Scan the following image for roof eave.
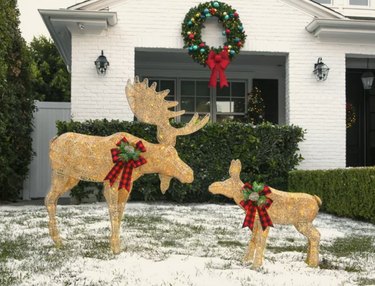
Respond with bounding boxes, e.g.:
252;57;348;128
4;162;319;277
39;9;118;70
281;0;346;19
306;18;375;42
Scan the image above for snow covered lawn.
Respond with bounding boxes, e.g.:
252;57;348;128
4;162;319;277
0;202;374;286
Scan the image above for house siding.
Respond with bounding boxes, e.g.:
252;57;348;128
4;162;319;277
70;0;375;169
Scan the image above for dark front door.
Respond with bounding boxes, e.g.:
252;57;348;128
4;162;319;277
346;69;375;166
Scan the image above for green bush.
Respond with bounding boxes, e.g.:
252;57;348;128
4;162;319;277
288;168;375;223
0;1;34;201
57;120;304;203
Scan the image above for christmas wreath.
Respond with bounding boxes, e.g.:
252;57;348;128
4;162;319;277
181;1;246;87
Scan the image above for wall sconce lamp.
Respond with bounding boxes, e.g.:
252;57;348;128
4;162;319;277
313;57;329;81
94;50;109;75
361;58;374;90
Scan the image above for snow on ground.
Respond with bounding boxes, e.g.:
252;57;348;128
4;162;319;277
0;202;374;286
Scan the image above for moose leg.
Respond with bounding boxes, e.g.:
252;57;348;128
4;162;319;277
252;225;270;269
243;227;258;263
295;222;320;267
103;183;127;254
45;172;79;247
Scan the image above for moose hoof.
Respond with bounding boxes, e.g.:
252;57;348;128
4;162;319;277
307;260;319;268
110;241;121;254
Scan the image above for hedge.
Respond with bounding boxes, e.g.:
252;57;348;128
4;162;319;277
57;120;304;203
0;0;34;201
288;168;375;223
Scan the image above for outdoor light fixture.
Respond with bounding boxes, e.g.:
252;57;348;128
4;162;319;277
361;58;374;90
94;50;109;75
313;57;329;81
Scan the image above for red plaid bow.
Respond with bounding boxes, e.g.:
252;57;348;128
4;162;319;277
240;185;273;231
104;137;147;192
206;50;230;88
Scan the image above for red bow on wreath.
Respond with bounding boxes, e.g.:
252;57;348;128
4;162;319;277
240;182;273;231
104;137;147;192
206;50;230;88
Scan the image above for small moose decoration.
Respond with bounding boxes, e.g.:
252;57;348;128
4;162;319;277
209;160;322;269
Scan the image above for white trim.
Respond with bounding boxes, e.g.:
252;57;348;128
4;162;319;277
281;0;346;19
306;18;375;40
39;9;117;69
68;0;125;11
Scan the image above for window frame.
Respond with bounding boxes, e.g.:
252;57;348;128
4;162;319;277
313;0;333;5
348;0;369;6
143;76;248;122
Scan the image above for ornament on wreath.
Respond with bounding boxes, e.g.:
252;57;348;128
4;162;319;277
45;77;209;254
209;160;322;269
181;1;247;88
346;102;356;129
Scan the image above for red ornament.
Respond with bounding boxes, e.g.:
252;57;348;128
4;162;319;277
210;8;216;15
234;12;239;18
225;29;230;34
237;41;242;47
188;34;195;39
223;45;228;50
199;42;205;47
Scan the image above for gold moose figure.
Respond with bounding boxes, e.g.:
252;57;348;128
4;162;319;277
209;160;321;269
45;77;209;254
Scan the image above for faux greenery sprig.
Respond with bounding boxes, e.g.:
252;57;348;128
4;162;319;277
242;181;269;206
118;141;141;162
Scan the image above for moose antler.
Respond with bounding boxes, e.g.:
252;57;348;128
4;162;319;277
126;76;209;192
126;77;210;146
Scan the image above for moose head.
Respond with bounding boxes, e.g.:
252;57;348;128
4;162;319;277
45;77;209;254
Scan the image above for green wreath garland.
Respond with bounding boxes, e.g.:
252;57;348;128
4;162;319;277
181;1;247;66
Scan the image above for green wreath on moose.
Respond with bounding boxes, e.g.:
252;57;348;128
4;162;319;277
181;1;247;87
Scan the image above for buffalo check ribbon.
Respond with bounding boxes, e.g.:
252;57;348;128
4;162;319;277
240;184;273;231
104;137;147;192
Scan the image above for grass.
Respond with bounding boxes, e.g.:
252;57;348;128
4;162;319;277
0;203;374;285
322;235;375;257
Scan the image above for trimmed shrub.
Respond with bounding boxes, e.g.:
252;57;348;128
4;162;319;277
57;120;304;203
288;168;375;223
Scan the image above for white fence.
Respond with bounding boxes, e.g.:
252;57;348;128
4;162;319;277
23;101;71;199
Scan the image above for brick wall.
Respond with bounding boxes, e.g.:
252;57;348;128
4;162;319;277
70;0;375;169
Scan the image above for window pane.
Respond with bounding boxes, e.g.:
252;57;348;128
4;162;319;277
313;0;331;4
181;96;195;112
216;97;231;113
149;79;160;91
217;84;230;97
181;81;195;95
196;81;210;97
349;0;368;5
232;82;246;98
233;98;245;113
180;114;194;123
165;96;175;102
196;97;210;112
160;80;175;95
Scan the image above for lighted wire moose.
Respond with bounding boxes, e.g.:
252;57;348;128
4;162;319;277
45;77;209;254
209;160;321;269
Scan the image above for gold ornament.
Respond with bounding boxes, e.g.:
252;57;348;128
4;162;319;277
45;77;209;254
209;160;321;269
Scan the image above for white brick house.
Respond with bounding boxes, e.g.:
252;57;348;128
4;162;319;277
40;0;375;170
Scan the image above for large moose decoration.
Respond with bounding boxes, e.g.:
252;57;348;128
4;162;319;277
45;77;209;254
209;160;321;269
